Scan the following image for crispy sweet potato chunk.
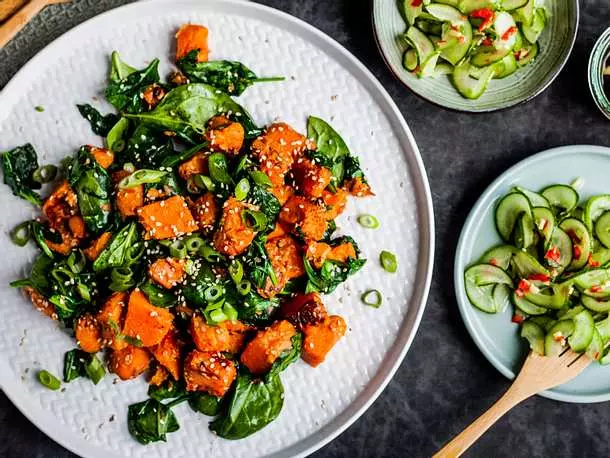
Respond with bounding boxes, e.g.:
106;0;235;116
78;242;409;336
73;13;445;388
213;197;256;256
259;235;304;298
178;153;208;181
292;158;332;198
240;320;297;375
123;289;174;347
190;192;218;232
302;315;347;367
251;123;310;186
97;292;128;351
67;216;86;239
109;345;151;381
345;177;374;197
270;184;293;206
138;195;198;240
184;350;236;396
45;226;80;255
88;146;114;169
322;189;348;219
75;313;102;353
279;196;328;241
42;181;78;228
148;258;186;289
24;286;56;320
84;232;113;261
113;170;144;219
204;116;244;155
150;365;169;386
150;330;182;380
190;314;251;354
267;222;289;240
281;292;327;330
176;24;209;62
306;241;357;269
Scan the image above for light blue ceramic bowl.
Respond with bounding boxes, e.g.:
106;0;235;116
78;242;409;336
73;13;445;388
455;145;610;403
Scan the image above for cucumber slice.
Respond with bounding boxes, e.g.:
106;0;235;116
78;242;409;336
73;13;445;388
403;49;418;71
590;248;610;267
595;212;610;248
570;268;610;290
438;19;473;65
493;12;519;49
425;4;467;23
513;292;548;315
515;186;550;208
495;192;532;242
513;212;535;250
584;195;610;233
532;206;555;241
405;26;435;65
559;218;592;271
568;309;595;352
479;244;518;271
451;61;494;99
530;316;556;331
493;283;512;313
502;0;528;10
465;283;497;313
511;251;550;278
515;42;538;67
465;263;513;286
458;0;497;14
581;295;610;313
583;284;610;300
524;282;571;309
557;305;584;321
596;315;610;342
435;0;460;6
544;228;573;275
402;0;423;25
521;321;545;355
586;328;604;361
521;8;546;44
471;45;511;67
493;54;518;79
544;320;574;356
434;62;454;76
418;53;441;78
513;0;534;25
541;184;579;217
600;350;610;365
513;30;524;51
415;19;443;36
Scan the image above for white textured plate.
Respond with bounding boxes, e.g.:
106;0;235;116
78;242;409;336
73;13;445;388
0;1;434;457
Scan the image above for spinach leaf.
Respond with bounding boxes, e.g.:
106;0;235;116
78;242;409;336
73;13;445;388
92;222;140;272
124;83;260;141
140;280;177;308
105;55;160;114
29;221;58;259
160;142;206;168
210;373;284;440
106;117;130;152
266;333;302;382
76;104;119;136
242;236;277;290
63;349;88;382
123;124;176;168
109;51;137;82
178;51;284;96
249;185;280;232
148;379;187;401
69;146;111;233
182;262;218;308
14;253;54;294
1;144;42;205
188;393;222;416
238;291;280;325
127;399;180;445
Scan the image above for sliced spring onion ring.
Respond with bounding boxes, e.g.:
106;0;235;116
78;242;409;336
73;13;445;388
199;243;223;263
223;303;239;321
185;235;204;253
109;267;135;291
32;165;58;184
84;355;106;385
169;240;187;259
186;176;203;194
204;285;225;303
235;178;251;201
237;279;251;296
361;289;382;308
10;221;30;247
37;370;61;390
123;162;135;173
249;170;273;188
195;174;216;192
229;260;244;284
380;250;398;273
241;209;268;232
357;214;380;229
118;169;167;189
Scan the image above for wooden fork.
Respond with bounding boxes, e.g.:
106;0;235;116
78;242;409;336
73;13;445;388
0;0;71;49
434;349;591;458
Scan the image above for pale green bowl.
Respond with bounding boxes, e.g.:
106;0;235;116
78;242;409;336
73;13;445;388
372;2;579;113
588;27;610;120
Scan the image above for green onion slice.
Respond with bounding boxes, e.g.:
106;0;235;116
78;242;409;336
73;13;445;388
10;221;31;247
237;279;251;296
32;165;58;184
123;162;135;173
249;170;273;188
361;290;382;308
235;178;250;201
84;355;106;385
77;283;92;302
223;303;238;321
118;169;167;189
185;235;205;253
380;250;398;273
208;152;233;185
229;260;244;284
357;214;380;229
67;250;86;274
241;209;268;232
204;285;225;303
195;175;215;192
199;243;223;263
169;240;187;259
186;176;203;194
37;370;61;390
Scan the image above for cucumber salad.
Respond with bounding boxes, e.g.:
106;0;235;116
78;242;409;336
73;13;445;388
398;0;548;99
464;182;610;363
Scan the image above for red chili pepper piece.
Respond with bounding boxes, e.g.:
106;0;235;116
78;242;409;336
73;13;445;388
501;26;518;41
591;285;604;293
528;273;550;282
573;245;582;260
545;247;561;264
512;314;525;324
470;8;495;32
411;0;423;6
589;253;601;268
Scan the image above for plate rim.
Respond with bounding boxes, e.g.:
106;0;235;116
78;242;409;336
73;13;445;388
0;0;436;456
370;0;580;114
454;144;610;404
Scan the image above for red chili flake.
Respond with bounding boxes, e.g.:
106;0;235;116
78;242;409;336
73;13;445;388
482;37;494;47
553;333;565;342
411;0;423;6
489;258;498;267
470;8;495;32
517;279;531;293
573;245;582;259
501;26;518;41
590;285;604;293
528;273;550;282
512;314;525;324
544;247;561;264
588;253;601;268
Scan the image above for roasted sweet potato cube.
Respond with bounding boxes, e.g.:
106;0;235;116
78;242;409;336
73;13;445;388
75;313;103;353
240;320;297;375
148;257;186;289
213;197;257;256
281;292;327;330
150;365;169;386
122;289;174;347
322;189;348;219
138;195;198;240
190;193;218;232
279;196;328;241
302;315;347;367
150;330;182;380
267;222;289;240
259;235;304;298
97;292;128;350
292;158;332;198
88;146;114;169
116;182;144;219
178;152;208;181
184;350;237;396
190;314;251;354
68;215;86;239
270;184;293;206
176;24;209;62
344;177;374;197
45;226;80;255
84;232;113;261
204;116;245;155
109;345;151;380
42;181;78;228
23;286;56;320
306;241;356;269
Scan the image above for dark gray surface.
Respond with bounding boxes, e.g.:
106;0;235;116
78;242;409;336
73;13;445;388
1;0;610;457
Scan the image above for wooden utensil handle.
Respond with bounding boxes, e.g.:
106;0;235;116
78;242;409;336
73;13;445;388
0;0;47;49
0;0;28;23
433;386;530;458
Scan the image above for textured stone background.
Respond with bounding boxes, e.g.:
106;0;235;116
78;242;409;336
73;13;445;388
1;1;610;457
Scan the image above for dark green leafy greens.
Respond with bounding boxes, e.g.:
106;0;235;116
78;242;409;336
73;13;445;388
123;124;177;168
177;51;284;96
128;399;180;445
188;393;222;416
63;349;106;384
266;333;302;382
242;236;277;290
148;379;187;401
1;144;42;205
249;185;280;232
77;104;119;136
105;53;160;114
237;291;280;325
140;281;177;308
92;222;140;272
29;222;58;259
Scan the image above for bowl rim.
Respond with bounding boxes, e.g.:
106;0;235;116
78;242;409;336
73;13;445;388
588;26;610;120
370;0;581;114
